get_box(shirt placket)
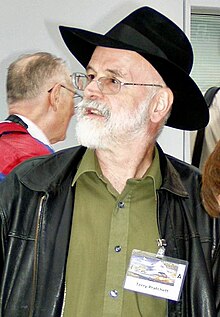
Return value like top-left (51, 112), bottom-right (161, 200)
top-left (102, 194), bottom-right (131, 316)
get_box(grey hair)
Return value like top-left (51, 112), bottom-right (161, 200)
top-left (7, 52), bottom-right (70, 104)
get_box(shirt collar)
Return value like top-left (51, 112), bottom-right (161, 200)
top-left (142, 146), bottom-right (162, 190)
top-left (15, 114), bottom-right (53, 149)
top-left (72, 149), bottom-right (101, 186)
top-left (72, 147), bottom-right (161, 190)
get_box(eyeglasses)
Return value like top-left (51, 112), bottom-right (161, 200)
top-left (71, 72), bottom-right (163, 95)
top-left (48, 84), bottom-right (82, 101)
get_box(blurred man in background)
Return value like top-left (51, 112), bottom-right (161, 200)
top-left (0, 52), bottom-right (76, 181)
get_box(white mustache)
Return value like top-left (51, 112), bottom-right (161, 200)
top-left (76, 100), bottom-right (111, 119)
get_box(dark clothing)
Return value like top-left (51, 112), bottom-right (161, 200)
top-left (0, 144), bottom-right (219, 317)
top-left (0, 121), bottom-right (53, 181)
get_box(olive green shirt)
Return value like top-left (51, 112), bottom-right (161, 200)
top-left (63, 148), bottom-right (167, 316)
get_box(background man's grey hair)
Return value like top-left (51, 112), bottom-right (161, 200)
top-left (7, 52), bottom-right (70, 104)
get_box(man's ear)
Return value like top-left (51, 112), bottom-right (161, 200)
top-left (150, 87), bottom-right (173, 123)
top-left (48, 84), bottom-right (61, 111)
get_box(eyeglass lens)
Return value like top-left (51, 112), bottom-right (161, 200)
top-left (73, 74), bottom-right (87, 90)
top-left (99, 78), bottom-right (120, 94)
top-left (73, 74), bottom-right (120, 94)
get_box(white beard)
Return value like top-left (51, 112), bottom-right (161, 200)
top-left (75, 98), bottom-right (151, 150)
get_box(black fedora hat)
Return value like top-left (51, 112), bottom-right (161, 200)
top-left (59, 6), bottom-right (209, 131)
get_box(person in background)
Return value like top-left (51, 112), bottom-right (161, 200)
top-left (0, 7), bottom-right (219, 317)
top-left (0, 52), bottom-right (76, 181)
top-left (202, 139), bottom-right (220, 217)
top-left (191, 87), bottom-right (220, 170)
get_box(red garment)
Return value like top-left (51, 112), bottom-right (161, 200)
top-left (0, 122), bottom-right (53, 181)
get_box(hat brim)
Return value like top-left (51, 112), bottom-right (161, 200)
top-left (59, 26), bottom-right (209, 131)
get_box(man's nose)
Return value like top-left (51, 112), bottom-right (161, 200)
top-left (83, 79), bottom-right (104, 100)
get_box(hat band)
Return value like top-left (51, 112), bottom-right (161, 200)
top-left (107, 23), bottom-right (168, 60)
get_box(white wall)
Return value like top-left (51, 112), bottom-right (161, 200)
top-left (0, 0), bottom-right (186, 157)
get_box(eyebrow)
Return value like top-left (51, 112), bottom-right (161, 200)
top-left (86, 66), bottom-right (126, 78)
top-left (106, 69), bottom-right (125, 78)
top-left (86, 65), bottom-right (95, 73)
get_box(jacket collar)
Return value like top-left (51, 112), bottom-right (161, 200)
top-left (18, 144), bottom-right (188, 197)
top-left (19, 146), bottom-right (86, 192)
top-left (0, 122), bottom-right (28, 135)
top-left (157, 144), bottom-right (189, 197)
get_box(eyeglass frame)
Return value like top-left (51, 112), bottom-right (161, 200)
top-left (71, 72), bottom-right (163, 95)
top-left (48, 84), bottom-right (82, 100)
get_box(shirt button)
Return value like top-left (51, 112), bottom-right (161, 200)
top-left (110, 290), bottom-right (118, 298)
top-left (118, 201), bottom-right (125, 208)
top-left (114, 245), bottom-right (122, 252)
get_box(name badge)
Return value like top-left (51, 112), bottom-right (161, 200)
top-left (124, 249), bottom-right (188, 301)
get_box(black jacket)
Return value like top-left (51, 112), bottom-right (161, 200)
top-left (0, 145), bottom-right (219, 317)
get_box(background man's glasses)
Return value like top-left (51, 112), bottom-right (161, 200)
top-left (71, 72), bottom-right (163, 95)
top-left (48, 84), bottom-right (82, 103)
top-left (60, 85), bottom-right (82, 101)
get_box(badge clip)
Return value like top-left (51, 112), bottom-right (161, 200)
top-left (156, 239), bottom-right (167, 259)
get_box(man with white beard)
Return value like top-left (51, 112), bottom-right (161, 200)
top-left (74, 47), bottom-right (169, 194)
top-left (0, 6), bottom-right (219, 317)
